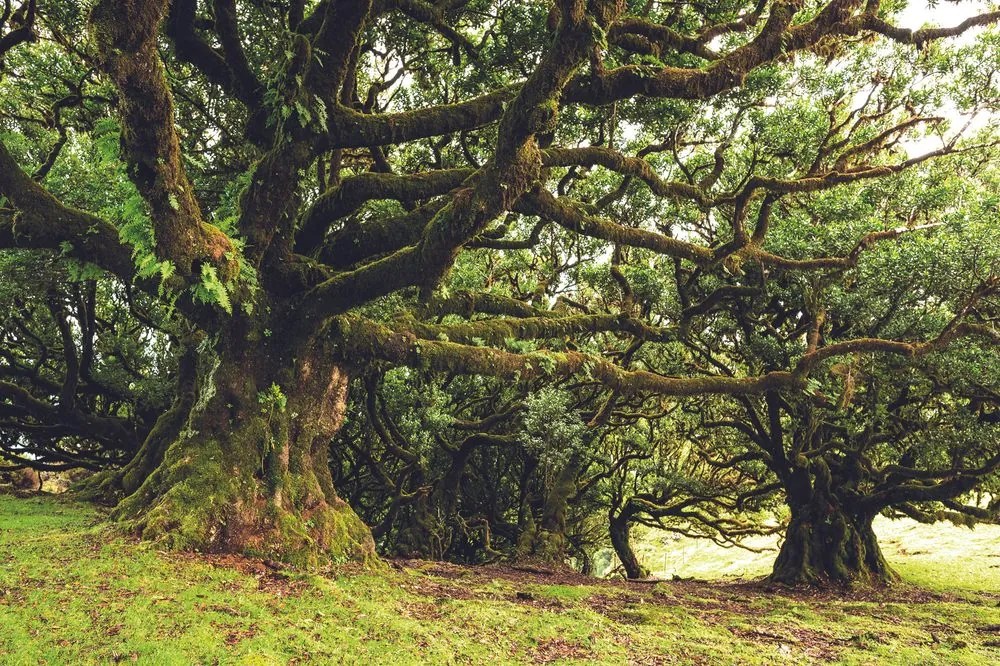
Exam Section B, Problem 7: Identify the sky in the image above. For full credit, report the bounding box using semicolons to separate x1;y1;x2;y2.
898;0;997;31
893;2;1000;154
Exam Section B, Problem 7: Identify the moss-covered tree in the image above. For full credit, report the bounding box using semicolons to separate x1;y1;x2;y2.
2;0;1000;569
692;153;1000;585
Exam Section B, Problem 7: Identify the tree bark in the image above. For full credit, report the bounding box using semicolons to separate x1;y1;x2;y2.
610;512;649;580
769;479;897;587
105;332;376;567
515;455;581;565
391;432;506;561
392;485;448;559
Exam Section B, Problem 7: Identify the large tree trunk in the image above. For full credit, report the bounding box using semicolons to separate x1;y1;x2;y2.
106;334;376;567
769;465;897;587
392;483;449;559
515;455;580;565
392;434;496;561
609;513;649;580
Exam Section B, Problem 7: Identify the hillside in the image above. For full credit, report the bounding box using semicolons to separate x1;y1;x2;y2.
3;495;1000;665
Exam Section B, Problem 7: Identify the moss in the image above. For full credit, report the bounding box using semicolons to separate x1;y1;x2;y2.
770;508;899;588
10;495;1000;664
515;515;569;566
71;468;123;504
321;497;381;564
113;436;249;551
103;370;378;569
267;508;317;568
111;425;378;567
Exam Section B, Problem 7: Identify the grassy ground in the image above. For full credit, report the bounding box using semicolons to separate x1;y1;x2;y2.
630;516;1000;595
3;495;1000;665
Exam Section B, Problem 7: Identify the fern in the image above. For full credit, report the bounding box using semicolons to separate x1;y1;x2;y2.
91;119;178;291
191;264;232;314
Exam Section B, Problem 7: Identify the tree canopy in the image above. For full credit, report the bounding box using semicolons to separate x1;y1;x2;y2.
2;0;1000;585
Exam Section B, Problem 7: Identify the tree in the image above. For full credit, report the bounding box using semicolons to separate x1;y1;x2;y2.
332;367;526;561
693;152;1000;584
2;0;1000;569
600;406;780;579
703;349;1000;586
0;253;173;477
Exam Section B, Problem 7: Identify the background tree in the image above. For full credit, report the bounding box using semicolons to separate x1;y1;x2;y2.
0;253;174;476
692;148;1000;584
599;404;780;579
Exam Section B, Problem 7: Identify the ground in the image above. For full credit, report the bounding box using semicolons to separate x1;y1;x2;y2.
623;516;1000;590
2;495;1000;665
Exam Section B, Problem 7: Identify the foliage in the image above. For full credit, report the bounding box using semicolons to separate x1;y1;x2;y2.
2;0;1000;577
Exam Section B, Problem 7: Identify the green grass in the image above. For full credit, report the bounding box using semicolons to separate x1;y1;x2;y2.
3;495;1000;665
628;515;1000;594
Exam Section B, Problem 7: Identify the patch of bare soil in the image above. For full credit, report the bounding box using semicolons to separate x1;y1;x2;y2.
388;558;992;607
399;599;445;621
389;558;607;606
392;558;607;588
729;625;843;662
0;486;38;498
393;565;480;601
971;623;1000;648
0;584;26;605
509;589;568;610
172;552;309;596
528;637;594;664
199;552;982;622
381;563;858;662
659;576;985;606
587;593;652;625
219;622;260;646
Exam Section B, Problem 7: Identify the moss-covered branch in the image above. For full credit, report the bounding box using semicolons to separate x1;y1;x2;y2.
90;0;236;281
331;316;797;397
411;313;675;347
297;168;474;255
0;139;135;283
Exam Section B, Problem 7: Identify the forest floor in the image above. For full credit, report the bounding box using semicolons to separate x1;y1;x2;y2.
3;494;1000;665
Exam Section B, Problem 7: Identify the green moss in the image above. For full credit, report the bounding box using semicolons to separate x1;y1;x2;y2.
320;498;381;565
107;401;377;567
113;437;248;551
71;468;123;504
6;495;1000;665
515;525;568;564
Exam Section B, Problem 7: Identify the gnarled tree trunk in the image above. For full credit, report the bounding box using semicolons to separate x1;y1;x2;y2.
609;512;649;580
769;464;896;587
392;484;449;559
106;331;376;567
515;454;581;566
770;506;895;587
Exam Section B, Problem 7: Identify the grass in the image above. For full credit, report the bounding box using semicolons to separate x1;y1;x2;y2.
628;515;1000;595
2;495;1000;664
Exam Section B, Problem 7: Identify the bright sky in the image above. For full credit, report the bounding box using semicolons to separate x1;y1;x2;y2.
898;0;997;31
895;2;999;155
